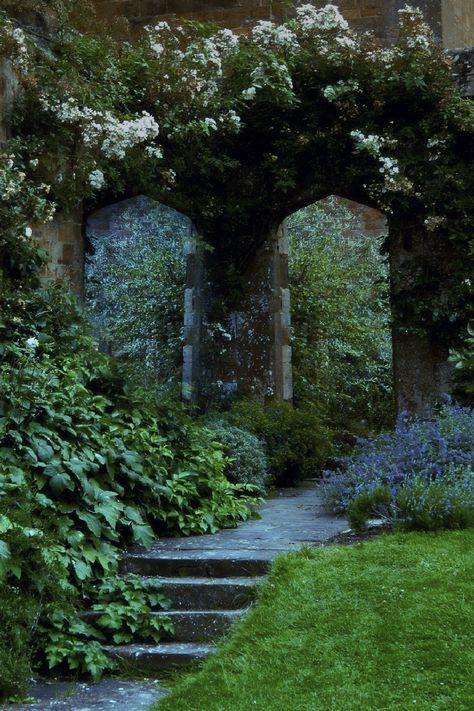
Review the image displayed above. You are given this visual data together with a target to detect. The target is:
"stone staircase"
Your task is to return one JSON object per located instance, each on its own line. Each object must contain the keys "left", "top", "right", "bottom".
{"left": 102, "top": 550, "right": 271, "bottom": 672}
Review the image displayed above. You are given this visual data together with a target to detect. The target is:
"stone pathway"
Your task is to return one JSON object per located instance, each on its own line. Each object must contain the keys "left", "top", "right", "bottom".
{"left": 2, "top": 680, "right": 167, "bottom": 711}
{"left": 127, "top": 480, "right": 347, "bottom": 559}
{"left": 5, "top": 482, "right": 346, "bottom": 711}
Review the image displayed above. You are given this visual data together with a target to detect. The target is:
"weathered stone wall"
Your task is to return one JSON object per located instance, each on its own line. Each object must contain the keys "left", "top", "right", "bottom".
{"left": 0, "top": 59, "right": 17, "bottom": 144}
{"left": 90, "top": 0, "right": 473, "bottom": 44}
{"left": 91, "top": 0, "right": 390, "bottom": 38}
{"left": 33, "top": 210, "right": 85, "bottom": 297}
{"left": 442, "top": 0, "right": 474, "bottom": 48}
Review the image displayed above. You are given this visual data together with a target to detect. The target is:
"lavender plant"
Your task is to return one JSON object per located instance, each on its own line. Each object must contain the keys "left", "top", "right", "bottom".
{"left": 322, "top": 401, "right": 474, "bottom": 531}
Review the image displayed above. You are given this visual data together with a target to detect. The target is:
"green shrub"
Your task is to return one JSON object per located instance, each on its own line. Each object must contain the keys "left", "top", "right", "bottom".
{"left": 0, "top": 588, "right": 37, "bottom": 701}
{"left": 347, "top": 487, "right": 391, "bottom": 533}
{"left": 396, "top": 466, "right": 474, "bottom": 532}
{"left": 225, "top": 400, "right": 333, "bottom": 486}
{"left": 0, "top": 283, "right": 255, "bottom": 695}
{"left": 288, "top": 199, "right": 394, "bottom": 439}
{"left": 450, "top": 322, "right": 474, "bottom": 398}
{"left": 206, "top": 421, "right": 270, "bottom": 494}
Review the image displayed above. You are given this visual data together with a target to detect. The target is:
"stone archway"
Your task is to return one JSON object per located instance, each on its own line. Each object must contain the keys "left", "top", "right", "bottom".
{"left": 84, "top": 195, "right": 197, "bottom": 391}
{"left": 8, "top": 5, "right": 471, "bottom": 417}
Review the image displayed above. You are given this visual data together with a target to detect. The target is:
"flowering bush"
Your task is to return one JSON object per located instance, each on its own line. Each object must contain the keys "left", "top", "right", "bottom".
{"left": 322, "top": 402, "right": 474, "bottom": 531}
{"left": 0, "top": 3, "right": 473, "bottom": 342}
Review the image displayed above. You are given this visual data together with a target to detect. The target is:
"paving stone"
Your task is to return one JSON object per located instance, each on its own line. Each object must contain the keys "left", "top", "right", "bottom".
{"left": 156, "top": 576, "right": 259, "bottom": 609}
{"left": 6, "top": 482, "right": 346, "bottom": 711}
{"left": 105, "top": 642, "right": 216, "bottom": 672}
{"left": 2, "top": 679, "right": 168, "bottom": 711}
{"left": 122, "top": 482, "right": 347, "bottom": 561}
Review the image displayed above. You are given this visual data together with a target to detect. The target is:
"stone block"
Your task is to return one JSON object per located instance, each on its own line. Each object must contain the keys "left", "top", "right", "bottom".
{"left": 140, "top": 0, "right": 169, "bottom": 16}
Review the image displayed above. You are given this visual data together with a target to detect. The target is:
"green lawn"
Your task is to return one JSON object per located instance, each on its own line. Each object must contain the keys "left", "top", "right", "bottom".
{"left": 154, "top": 531, "right": 474, "bottom": 711}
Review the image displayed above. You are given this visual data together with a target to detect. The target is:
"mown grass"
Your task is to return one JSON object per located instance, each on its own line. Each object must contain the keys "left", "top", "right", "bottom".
{"left": 154, "top": 531, "right": 474, "bottom": 711}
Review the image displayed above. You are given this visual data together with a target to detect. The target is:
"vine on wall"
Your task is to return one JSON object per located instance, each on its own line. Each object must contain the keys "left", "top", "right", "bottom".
{"left": 0, "top": 3, "right": 473, "bottom": 338}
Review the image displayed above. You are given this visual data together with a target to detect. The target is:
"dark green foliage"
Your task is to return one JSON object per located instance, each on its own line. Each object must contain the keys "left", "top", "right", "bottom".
{"left": 347, "top": 487, "right": 391, "bottom": 532}
{"left": 225, "top": 400, "right": 333, "bottom": 486}
{"left": 0, "top": 588, "right": 36, "bottom": 701}
{"left": 450, "top": 322, "right": 474, "bottom": 398}
{"left": 396, "top": 468, "right": 474, "bottom": 532}
{"left": 0, "top": 283, "right": 254, "bottom": 696}
{"left": 40, "top": 576, "right": 173, "bottom": 679}
{"left": 206, "top": 421, "right": 270, "bottom": 494}
{"left": 288, "top": 199, "right": 394, "bottom": 439}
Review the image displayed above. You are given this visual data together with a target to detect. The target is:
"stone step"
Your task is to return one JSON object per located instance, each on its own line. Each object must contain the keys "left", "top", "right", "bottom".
{"left": 105, "top": 642, "right": 215, "bottom": 672}
{"left": 82, "top": 609, "right": 247, "bottom": 642}
{"left": 120, "top": 551, "right": 271, "bottom": 578}
{"left": 158, "top": 609, "right": 247, "bottom": 642}
{"left": 157, "top": 576, "right": 260, "bottom": 610}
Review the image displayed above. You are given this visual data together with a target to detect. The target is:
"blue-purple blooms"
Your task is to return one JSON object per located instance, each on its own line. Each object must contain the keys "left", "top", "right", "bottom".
{"left": 322, "top": 402, "right": 474, "bottom": 530}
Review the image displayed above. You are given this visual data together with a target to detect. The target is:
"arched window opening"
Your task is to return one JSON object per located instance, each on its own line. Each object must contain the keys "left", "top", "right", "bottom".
{"left": 287, "top": 196, "right": 394, "bottom": 435}
{"left": 85, "top": 195, "right": 192, "bottom": 391}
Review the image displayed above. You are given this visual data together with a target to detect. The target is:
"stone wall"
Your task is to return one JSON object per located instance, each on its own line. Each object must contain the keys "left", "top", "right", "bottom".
{"left": 442, "top": 0, "right": 474, "bottom": 48}
{"left": 0, "top": 59, "right": 17, "bottom": 144}
{"left": 90, "top": 0, "right": 473, "bottom": 44}
{"left": 33, "top": 210, "right": 85, "bottom": 297}
{"left": 90, "top": 0, "right": 390, "bottom": 38}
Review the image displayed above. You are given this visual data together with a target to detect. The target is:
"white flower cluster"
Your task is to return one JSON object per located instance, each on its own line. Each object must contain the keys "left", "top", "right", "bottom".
{"left": 242, "top": 86, "right": 257, "bottom": 100}
{"left": 250, "top": 57, "right": 293, "bottom": 94}
{"left": 148, "top": 27, "right": 239, "bottom": 108}
{"left": 199, "top": 109, "right": 241, "bottom": 136}
{"left": 295, "top": 4, "right": 349, "bottom": 33}
{"left": 424, "top": 215, "right": 446, "bottom": 232}
{"left": 89, "top": 169, "right": 105, "bottom": 190}
{"left": 427, "top": 137, "right": 446, "bottom": 162}
{"left": 366, "top": 48, "right": 396, "bottom": 67}
{"left": 398, "top": 5, "right": 424, "bottom": 21}
{"left": 39, "top": 97, "right": 160, "bottom": 160}
{"left": 26, "top": 336, "right": 39, "bottom": 350}
{"left": 0, "top": 20, "right": 30, "bottom": 73}
{"left": 351, "top": 130, "right": 405, "bottom": 193}
{"left": 405, "top": 34, "right": 430, "bottom": 50}
{"left": 398, "top": 4, "right": 431, "bottom": 50}
{"left": 379, "top": 156, "right": 399, "bottom": 177}
{"left": 100, "top": 112, "right": 159, "bottom": 159}
{"left": 252, "top": 21, "right": 299, "bottom": 52}
{"left": 350, "top": 130, "right": 385, "bottom": 157}
{"left": 323, "top": 80, "right": 360, "bottom": 102}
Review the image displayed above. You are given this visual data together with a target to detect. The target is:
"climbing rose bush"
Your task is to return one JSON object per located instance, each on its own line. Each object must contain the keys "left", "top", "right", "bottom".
{"left": 322, "top": 402, "right": 474, "bottom": 531}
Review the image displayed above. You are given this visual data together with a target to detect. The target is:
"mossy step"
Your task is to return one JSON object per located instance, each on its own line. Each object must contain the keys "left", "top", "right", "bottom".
{"left": 83, "top": 609, "right": 248, "bottom": 642}
{"left": 156, "top": 576, "right": 260, "bottom": 610}
{"left": 156, "top": 609, "right": 247, "bottom": 642}
{"left": 105, "top": 642, "right": 216, "bottom": 672}
{"left": 120, "top": 550, "right": 271, "bottom": 578}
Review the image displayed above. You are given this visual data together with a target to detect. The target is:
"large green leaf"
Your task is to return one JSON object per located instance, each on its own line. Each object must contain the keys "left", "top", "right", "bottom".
{"left": 77, "top": 511, "right": 102, "bottom": 537}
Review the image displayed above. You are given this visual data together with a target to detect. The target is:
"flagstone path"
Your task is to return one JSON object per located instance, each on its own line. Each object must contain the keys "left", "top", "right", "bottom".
{"left": 5, "top": 482, "right": 347, "bottom": 711}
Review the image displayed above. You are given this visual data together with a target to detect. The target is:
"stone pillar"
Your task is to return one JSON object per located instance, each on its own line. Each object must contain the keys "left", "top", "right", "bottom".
{"left": 182, "top": 227, "right": 204, "bottom": 401}
{"left": 35, "top": 208, "right": 85, "bottom": 298}
{"left": 0, "top": 58, "right": 18, "bottom": 143}
{"left": 184, "top": 223, "right": 292, "bottom": 405}
{"left": 389, "top": 224, "right": 455, "bottom": 416}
